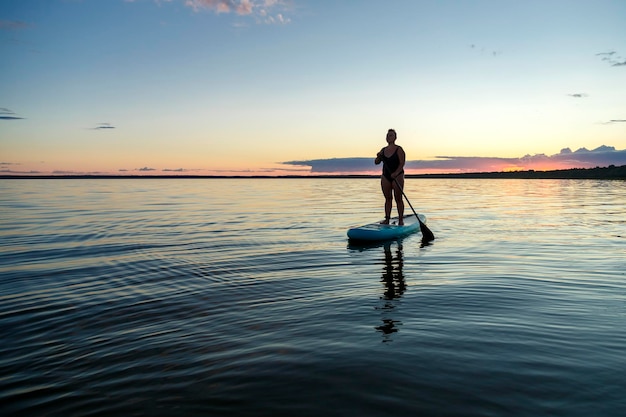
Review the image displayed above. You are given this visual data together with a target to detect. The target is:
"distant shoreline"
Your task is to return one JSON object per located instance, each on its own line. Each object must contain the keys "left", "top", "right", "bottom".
{"left": 2, "top": 164, "right": 625, "bottom": 180}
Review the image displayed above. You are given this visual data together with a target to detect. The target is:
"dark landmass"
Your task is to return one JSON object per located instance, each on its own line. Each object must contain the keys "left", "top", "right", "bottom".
{"left": 409, "top": 164, "right": 626, "bottom": 180}
{"left": 1, "top": 164, "right": 625, "bottom": 180}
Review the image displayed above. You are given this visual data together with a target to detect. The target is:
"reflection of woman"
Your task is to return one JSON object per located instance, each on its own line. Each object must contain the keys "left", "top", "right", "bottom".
{"left": 376, "top": 242, "right": 405, "bottom": 340}
{"left": 381, "top": 242, "right": 405, "bottom": 301}
{"left": 375, "top": 129, "right": 406, "bottom": 225}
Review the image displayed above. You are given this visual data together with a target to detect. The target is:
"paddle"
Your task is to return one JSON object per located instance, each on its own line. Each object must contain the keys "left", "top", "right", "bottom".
{"left": 379, "top": 154, "right": 435, "bottom": 241}
{"left": 394, "top": 178, "right": 435, "bottom": 242}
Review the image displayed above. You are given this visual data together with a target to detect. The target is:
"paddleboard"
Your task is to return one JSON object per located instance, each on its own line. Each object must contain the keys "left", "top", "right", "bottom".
{"left": 347, "top": 214, "right": 426, "bottom": 241}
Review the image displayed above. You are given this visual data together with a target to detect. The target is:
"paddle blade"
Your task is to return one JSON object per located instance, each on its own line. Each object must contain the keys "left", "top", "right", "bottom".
{"left": 394, "top": 178, "right": 435, "bottom": 241}
{"left": 418, "top": 217, "right": 435, "bottom": 241}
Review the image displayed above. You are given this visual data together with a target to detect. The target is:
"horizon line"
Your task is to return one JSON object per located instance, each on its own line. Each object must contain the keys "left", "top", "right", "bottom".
{"left": 2, "top": 164, "right": 625, "bottom": 180}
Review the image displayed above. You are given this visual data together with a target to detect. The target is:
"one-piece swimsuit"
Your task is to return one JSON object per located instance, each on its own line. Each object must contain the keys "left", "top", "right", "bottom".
{"left": 380, "top": 147, "right": 403, "bottom": 182}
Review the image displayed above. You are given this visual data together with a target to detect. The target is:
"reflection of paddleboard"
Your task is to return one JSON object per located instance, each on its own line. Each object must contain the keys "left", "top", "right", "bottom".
{"left": 347, "top": 214, "right": 425, "bottom": 242}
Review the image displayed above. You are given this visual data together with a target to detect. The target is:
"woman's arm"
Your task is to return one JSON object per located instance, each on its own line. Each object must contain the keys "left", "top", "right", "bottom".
{"left": 375, "top": 149, "right": 383, "bottom": 165}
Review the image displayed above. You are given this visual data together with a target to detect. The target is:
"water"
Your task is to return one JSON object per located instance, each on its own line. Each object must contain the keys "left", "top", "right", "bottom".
{"left": 1, "top": 178, "right": 625, "bottom": 416}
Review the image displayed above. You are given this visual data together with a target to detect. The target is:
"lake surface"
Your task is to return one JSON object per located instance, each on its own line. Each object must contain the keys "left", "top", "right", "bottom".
{"left": 1, "top": 178, "right": 625, "bottom": 416}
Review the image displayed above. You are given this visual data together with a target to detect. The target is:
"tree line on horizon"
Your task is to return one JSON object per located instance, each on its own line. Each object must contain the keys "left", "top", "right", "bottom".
{"left": 409, "top": 164, "right": 626, "bottom": 180}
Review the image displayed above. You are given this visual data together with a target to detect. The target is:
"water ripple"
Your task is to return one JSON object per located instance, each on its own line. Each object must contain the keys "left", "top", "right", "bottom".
{"left": 1, "top": 178, "right": 625, "bottom": 416}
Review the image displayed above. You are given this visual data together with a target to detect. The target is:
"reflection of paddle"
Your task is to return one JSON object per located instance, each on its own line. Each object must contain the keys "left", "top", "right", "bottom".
{"left": 394, "top": 178, "right": 435, "bottom": 242}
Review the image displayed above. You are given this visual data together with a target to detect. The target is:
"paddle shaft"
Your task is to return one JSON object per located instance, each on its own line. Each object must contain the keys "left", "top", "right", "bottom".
{"left": 393, "top": 177, "right": 435, "bottom": 241}
{"left": 393, "top": 178, "right": 418, "bottom": 218}
{"left": 380, "top": 157, "right": 435, "bottom": 240}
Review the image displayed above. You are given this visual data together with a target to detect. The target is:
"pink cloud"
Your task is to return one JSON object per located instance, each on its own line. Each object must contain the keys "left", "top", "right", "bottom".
{"left": 283, "top": 146, "right": 626, "bottom": 175}
{"left": 181, "top": 0, "right": 291, "bottom": 23}
{"left": 184, "top": 0, "right": 254, "bottom": 15}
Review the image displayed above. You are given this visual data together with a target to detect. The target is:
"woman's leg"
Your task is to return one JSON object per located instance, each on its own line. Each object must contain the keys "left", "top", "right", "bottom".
{"left": 392, "top": 176, "right": 405, "bottom": 225}
{"left": 380, "top": 176, "right": 393, "bottom": 223}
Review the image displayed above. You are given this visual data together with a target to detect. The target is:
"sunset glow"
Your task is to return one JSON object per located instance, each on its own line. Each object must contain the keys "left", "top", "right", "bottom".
{"left": 1, "top": 1, "right": 625, "bottom": 176}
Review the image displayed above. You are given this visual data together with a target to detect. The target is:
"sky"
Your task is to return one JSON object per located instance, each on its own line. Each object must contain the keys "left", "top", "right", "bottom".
{"left": 1, "top": 0, "right": 625, "bottom": 176}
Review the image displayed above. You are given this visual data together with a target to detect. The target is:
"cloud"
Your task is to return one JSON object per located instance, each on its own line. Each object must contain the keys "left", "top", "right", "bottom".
{"left": 184, "top": 0, "right": 248, "bottom": 14}
{"left": 1, "top": 169, "right": 42, "bottom": 174}
{"left": 92, "top": 122, "right": 116, "bottom": 130}
{"left": 52, "top": 170, "right": 109, "bottom": 175}
{"left": 0, "top": 108, "right": 24, "bottom": 120}
{"left": 181, "top": 0, "right": 291, "bottom": 24}
{"left": 596, "top": 51, "right": 626, "bottom": 67}
{"left": 0, "top": 20, "right": 30, "bottom": 30}
{"left": 285, "top": 158, "right": 374, "bottom": 173}
{"left": 469, "top": 43, "right": 503, "bottom": 58}
{"left": 282, "top": 146, "right": 626, "bottom": 174}
{"left": 600, "top": 119, "right": 626, "bottom": 125}
{"left": 116, "top": 167, "right": 205, "bottom": 174}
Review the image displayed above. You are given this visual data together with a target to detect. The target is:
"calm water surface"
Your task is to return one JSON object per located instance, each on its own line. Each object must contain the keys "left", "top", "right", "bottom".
{"left": 1, "top": 178, "right": 625, "bottom": 416}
